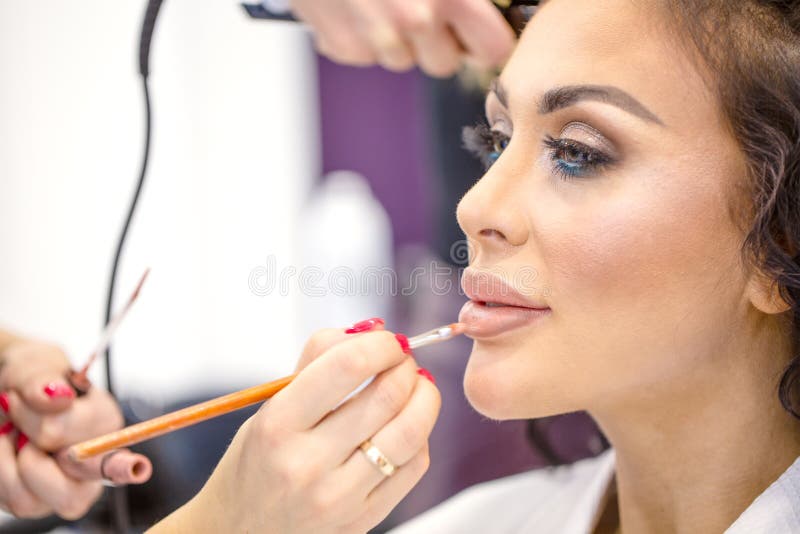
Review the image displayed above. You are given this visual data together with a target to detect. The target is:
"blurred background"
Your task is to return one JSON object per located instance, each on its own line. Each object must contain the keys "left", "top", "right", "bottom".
{"left": 0, "top": 1, "right": 605, "bottom": 531}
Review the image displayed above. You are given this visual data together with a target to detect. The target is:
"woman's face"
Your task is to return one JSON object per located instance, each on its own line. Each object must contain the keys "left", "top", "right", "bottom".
{"left": 456, "top": 0, "right": 754, "bottom": 420}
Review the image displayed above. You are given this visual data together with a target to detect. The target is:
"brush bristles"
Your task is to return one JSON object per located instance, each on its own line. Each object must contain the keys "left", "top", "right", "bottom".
{"left": 447, "top": 323, "right": 467, "bottom": 337}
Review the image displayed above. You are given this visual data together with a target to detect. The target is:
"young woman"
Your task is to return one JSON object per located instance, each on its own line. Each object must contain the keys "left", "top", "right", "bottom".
{"left": 152, "top": 1, "right": 800, "bottom": 532}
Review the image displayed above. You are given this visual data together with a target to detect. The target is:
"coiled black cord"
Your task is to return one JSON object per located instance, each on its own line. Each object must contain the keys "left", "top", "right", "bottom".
{"left": 104, "top": 1, "right": 163, "bottom": 530}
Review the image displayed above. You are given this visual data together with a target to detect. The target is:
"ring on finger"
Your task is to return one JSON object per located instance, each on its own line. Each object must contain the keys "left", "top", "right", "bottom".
{"left": 358, "top": 439, "right": 396, "bottom": 477}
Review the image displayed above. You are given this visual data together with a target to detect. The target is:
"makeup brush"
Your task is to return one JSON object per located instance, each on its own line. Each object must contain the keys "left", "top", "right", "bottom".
{"left": 67, "top": 268, "right": 150, "bottom": 394}
{"left": 67, "top": 322, "right": 466, "bottom": 461}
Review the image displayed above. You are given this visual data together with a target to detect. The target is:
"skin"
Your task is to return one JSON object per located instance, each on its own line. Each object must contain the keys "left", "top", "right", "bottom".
{"left": 289, "top": 0, "right": 515, "bottom": 77}
{"left": 0, "top": 332, "right": 126, "bottom": 519}
{"left": 456, "top": 1, "right": 800, "bottom": 532}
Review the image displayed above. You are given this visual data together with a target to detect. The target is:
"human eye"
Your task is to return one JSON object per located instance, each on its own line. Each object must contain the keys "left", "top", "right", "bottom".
{"left": 543, "top": 123, "right": 616, "bottom": 181}
{"left": 462, "top": 121, "right": 511, "bottom": 170}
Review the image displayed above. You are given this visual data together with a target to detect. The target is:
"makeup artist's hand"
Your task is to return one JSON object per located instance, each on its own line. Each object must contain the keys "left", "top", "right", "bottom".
{"left": 0, "top": 338, "right": 124, "bottom": 519}
{"left": 291, "top": 0, "right": 516, "bottom": 77}
{"left": 155, "top": 321, "right": 440, "bottom": 533}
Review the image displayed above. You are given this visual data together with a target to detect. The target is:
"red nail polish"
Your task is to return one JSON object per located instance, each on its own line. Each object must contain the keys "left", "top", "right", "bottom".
{"left": 44, "top": 382, "right": 75, "bottom": 399}
{"left": 0, "top": 393, "right": 9, "bottom": 414}
{"left": 16, "top": 433, "right": 28, "bottom": 451}
{"left": 0, "top": 422, "right": 13, "bottom": 436}
{"left": 395, "top": 333, "right": 412, "bottom": 354}
{"left": 417, "top": 368, "right": 436, "bottom": 384}
{"left": 345, "top": 317, "right": 385, "bottom": 334}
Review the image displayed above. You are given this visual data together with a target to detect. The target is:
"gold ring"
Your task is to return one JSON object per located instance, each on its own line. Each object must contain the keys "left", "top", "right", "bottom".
{"left": 359, "top": 440, "right": 396, "bottom": 477}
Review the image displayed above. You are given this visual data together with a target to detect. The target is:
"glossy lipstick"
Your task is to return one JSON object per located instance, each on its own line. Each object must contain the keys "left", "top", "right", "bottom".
{"left": 459, "top": 269, "right": 551, "bottom": 339}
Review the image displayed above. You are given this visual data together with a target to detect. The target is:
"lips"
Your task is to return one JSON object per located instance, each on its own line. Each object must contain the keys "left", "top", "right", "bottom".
{"left": 459, "top": 269, "right": 551, "bottom": 339}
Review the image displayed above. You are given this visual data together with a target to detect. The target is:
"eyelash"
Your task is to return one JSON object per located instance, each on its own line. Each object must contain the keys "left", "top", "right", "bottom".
{"left": 462, "top": 122, "right": 613, "bottom": 180}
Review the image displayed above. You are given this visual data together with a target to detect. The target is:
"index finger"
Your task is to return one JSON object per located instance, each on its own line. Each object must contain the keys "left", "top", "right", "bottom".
{"left": 267, "top": 330, "right": 411, "bottom": 431}
{"left": 15, "top": 378, "right": 75, "bottom": 415}
{"left": 1, "top": 351, "right": 74, "bottom": 415}
{"left": 449, "top": 0, "right": 516, "bottom": 67}
{"left": 296, "top": 318, "right": 386, "bottom": 371}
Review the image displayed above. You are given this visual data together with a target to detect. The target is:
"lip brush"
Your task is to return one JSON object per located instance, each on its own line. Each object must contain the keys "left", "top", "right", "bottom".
{"left": 68, "top": 322, "right": 466, "bottom": 461}
{"left": 68, "top": 268, "right": 150, "bottom": 394}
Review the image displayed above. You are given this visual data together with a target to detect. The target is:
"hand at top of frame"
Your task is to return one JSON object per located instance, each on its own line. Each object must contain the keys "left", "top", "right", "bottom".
{"left": 291, "top": 0, "right": 517, "bottom": 77}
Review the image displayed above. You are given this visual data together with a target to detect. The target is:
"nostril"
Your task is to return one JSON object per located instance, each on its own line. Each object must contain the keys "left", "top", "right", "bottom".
{"left": 480, "top": 229, "right": 507, "bottom": 240}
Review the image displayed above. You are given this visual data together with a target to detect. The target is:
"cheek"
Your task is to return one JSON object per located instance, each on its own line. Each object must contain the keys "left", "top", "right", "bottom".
{"left": 542, "top": 159, "right": 743, "bottom": 306}
{"left": 544, "top": 209, "right": 685, "bottom": 304}
{"left": 535, "top": 168, "right": 748, "bottom": 384}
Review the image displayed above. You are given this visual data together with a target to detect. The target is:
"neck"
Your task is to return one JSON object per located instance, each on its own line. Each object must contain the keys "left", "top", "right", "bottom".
{"left": 591, "top": 312, "right": 800, "bottom": 534}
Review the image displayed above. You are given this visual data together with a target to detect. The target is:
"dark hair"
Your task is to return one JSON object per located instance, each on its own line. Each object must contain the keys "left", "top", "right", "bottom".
{"left": 663, "top": 0, "right": 800, "bottom": 419}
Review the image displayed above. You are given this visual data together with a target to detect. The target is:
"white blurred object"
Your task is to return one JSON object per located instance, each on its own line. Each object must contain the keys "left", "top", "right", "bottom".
{"left": 297, "top": 171, "right": 394, "bottom": 341}
{"left": 0, "top": 0, "right": 319, "bottom": 403}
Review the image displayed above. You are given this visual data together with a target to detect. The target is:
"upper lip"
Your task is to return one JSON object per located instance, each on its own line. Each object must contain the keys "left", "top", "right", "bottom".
{"left": 461, "top": 268, "right": 550, "bottom": 310}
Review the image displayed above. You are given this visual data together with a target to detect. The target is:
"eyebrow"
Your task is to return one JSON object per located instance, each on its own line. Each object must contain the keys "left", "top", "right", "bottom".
{"left": 489, "top": 80, "right": 664, "bottom": 126}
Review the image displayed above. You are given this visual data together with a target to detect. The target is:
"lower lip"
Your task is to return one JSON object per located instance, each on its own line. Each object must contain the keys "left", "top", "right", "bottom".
{"left": 459, "top": 301, "right": 551, "bottom": 339}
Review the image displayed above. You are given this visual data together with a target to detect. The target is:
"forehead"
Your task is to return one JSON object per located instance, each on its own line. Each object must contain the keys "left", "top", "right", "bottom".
{"left": 502, "top": 0, "right": 719, "bottom": 129}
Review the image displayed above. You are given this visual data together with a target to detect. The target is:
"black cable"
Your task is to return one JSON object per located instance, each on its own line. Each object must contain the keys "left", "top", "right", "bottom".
{"left": 103, "top": 2, "right": 163, "bottom": 531}
{"left": 104, "top": 77, "right": 151, "bottom": 398}
{"left": 138, "top": 0, "right": 165, "bottom": 79}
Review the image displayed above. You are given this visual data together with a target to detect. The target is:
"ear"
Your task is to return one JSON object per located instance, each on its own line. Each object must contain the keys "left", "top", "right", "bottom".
{"left": 746, "top": 271, "right": 792, "bottom": 314}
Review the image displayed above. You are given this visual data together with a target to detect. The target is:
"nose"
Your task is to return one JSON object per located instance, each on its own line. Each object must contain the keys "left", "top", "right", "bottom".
{"left": 456, "top": 166, "right": 529, "bottom": 256}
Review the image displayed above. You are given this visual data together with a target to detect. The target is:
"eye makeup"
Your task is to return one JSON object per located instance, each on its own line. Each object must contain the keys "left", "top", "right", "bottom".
{"left": 543, "top": 121, "right": 617, "bottom": 180}
{"left": 462, "top": 122, "right": 510, "bottom": 169}
{"left": 462, "top": 119, "right": 617, "bottom": 180}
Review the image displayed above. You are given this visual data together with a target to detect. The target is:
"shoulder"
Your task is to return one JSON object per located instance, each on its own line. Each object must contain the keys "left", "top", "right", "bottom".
{"left": 390, "top": 449, "right": 616, "bottom": 534}
{"left": 726, "top": 455, "right": 800, "bottom": 533}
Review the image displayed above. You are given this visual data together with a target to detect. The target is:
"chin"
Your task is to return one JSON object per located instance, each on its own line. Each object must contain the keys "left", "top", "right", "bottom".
{"left": 463, "top": 341, "right": 583, "bottom": 421}
{"left": 462, "top": 344, "right": 533, "bottom": 420}
{"left": 463, "top": 373, "right": 517, "bottom": 420}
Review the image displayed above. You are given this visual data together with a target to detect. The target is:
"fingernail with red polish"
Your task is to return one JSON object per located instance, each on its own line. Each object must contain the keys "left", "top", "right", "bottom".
{"left": 44, "top": 382, "right": 75, "bottom": 399}
{"left": 16, "top": 433, "right": 28, "bottom": 451}
{"left": 0, "top": 393, "right": 9, "bottom": 414}
{"left": 417, "top": 368, "right": 436, "bottom": 384}
{"left": 345, "top": 317, "right": 385, "bottom": 334}
{"left": 395, "top": 333, "right": 412, "bottom": 354}
{"left": 0, "top": 422, "right": 14, "bottom": 436}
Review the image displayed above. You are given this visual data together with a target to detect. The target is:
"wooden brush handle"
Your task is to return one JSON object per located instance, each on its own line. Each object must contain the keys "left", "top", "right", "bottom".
{"left": 68, "top": 374, "right": 296, "bottom": 461}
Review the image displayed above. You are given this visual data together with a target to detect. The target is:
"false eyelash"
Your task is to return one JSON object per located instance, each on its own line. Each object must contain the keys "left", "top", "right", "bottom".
{"left": 462, "top": 122, "right": 508, "bottom": 170}
{"left": 542, "top": 135, "right": 613, "bottom": 180}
